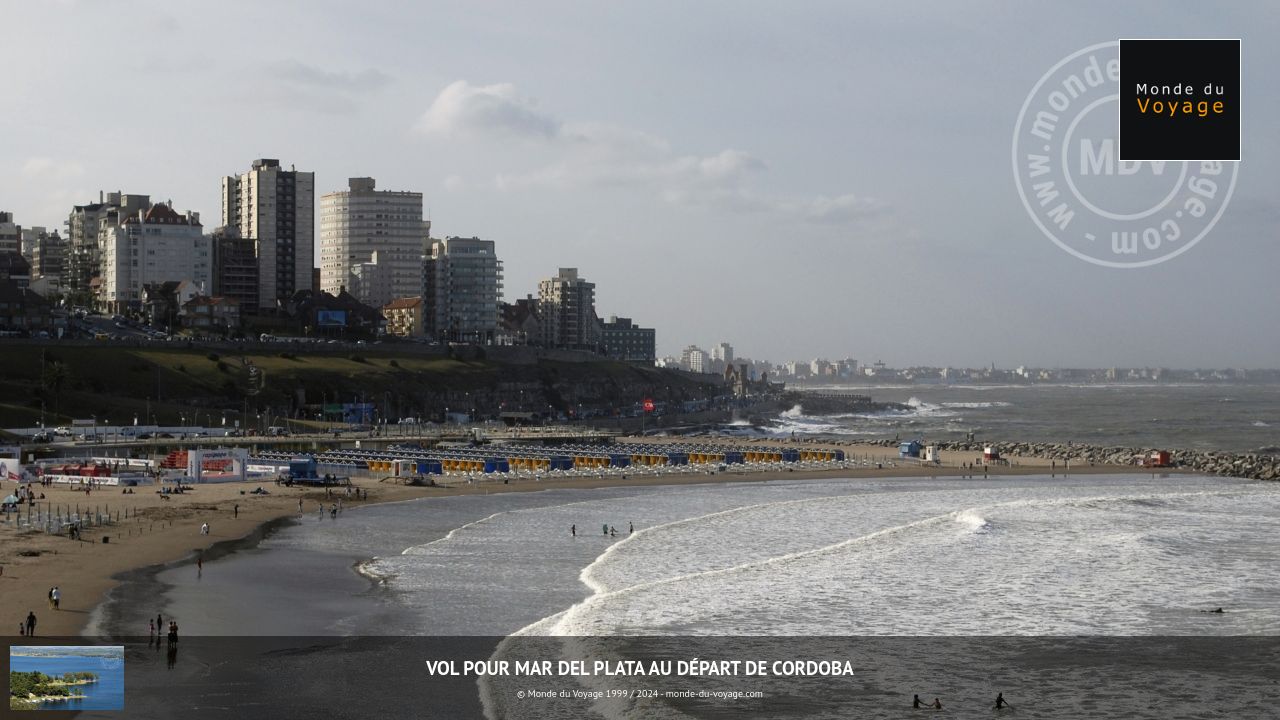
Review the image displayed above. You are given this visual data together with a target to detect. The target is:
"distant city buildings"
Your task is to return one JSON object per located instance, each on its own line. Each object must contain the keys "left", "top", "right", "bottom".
{"left": 4, "top": 157, "right": 656, "bottom": 353}
{"left": 99, "top": 203, "right": 211, "bottom": 314}
{"left": 422, "top": 236, "right": 502, "bottom": 343}
{"left": 221, "top": 159, "right": 314, "bottom": 312}
{"left": 538, "top": 268, "right": 598, "bottom": 350}
{"left": 710, "top": 342, "right": 734, "bottom": 364}
{"left": 320, "top": 177, "right": 426, "bottom": 309}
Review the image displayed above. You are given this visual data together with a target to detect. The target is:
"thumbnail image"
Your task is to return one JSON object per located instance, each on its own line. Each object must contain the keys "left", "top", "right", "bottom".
{"left": 9, "top": 645, "right": 124, "bottom": 711}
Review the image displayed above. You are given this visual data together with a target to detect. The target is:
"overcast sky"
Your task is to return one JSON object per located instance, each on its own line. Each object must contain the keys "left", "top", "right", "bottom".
{"left": 3, "top": 1, "right": 1277, "bottom": 367}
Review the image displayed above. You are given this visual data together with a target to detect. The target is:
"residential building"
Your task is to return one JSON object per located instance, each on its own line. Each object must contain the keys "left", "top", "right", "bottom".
{"left": 210, "top": 226, "right": 260, "bottom": 312}
{"left": 382, "top": 296, "right": 425, "bottom": 338}
{"left": 499, "top": 296, "right": 542, "bottom": 346}
{"left": 23, "top": 227, "right": 65, "bottom": 284}
{"left": 182, "top": 296, "right": 241, "bottom": 331}
{"left": 600, "top": 316, "right": 656, "bottom": 363}
{"left": 319, "top": 177, "right": 426, "bottom": 309}
{"left": 0, "top": 252, "right": 32, "bottom": 289}
{"left": 286, "top": 288, "right": 384, "bottom": 338}
{"left": 680, "top": 344, "right": 710, "bottom": 373}
{"left": 423, "top": 236, "right": 503, "bottom": 343}
{"left": 66, "top": 192, "right": 152, "bottom": 296}
{"left": 221, "top": 159, "right": 314, "bottom": 312}
{"left": 0, "top": 212, "right": 20, "bottom": 254}
{"left": 711, "top": 342, "right": 734, "bottom": 364}
{"left": 99, "top": 203, "right": 211, "bottom": 313}
{"left": 537, "top": 267, "right": 598, "bottom": 350}
{"left": 0, "top": 280, "right": 50, "bottom": 330}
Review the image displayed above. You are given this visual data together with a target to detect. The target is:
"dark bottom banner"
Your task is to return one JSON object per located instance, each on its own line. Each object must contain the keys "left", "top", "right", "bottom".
{"left": 5, "top": 636, "right": 1278, "bottom": 719}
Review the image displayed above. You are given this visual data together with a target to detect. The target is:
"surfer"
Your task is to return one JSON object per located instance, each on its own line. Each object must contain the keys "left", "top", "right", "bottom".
{"left": 1201, "top": 607, "right": 1224, "bottom": 613}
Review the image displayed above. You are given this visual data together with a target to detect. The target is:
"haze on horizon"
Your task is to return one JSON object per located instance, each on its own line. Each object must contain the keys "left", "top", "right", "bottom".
{"left": 2, "top": 1, "right": 1277, "bottom": 369}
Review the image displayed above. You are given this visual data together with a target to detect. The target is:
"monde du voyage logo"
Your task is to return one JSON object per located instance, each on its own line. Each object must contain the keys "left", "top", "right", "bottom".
{"left": 1012, "top": 40, "right": 1240, "bottom": 268}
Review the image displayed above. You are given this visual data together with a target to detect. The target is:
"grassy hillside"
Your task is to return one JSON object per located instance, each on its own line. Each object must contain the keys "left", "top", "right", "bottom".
{"left": 0, "top": 343, "right": 717, "bottom": 428}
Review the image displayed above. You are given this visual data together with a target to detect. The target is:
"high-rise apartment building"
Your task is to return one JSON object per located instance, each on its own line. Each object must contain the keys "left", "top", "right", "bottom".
{"left": 319, "top": 177, "right": 426, "bottom": 309}
{"left": 537, "top": 267, "right": 598, "bottom": 350}
{"left": 423, "top": 236, "right": 503, "bottom": 343}
{"left": 66, "top": 192, "right": 152, "bottom": 296}
{"left": 99, "top": 203, "right": 211, "bottom": 313}
{"left": 221, "top": 159, "right": 314, "bottom": 312}
{"left": 210, "top": 226, "right": 260, "bottom": 311}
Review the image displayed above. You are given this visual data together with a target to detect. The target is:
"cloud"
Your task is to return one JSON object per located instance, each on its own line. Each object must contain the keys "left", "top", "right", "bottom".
{"left": 273, "top": 60, "right": 392, "bottom": 93}
{"left": 421, "top": 79, "right": 889, "bottom": 227}
{"left": 227, "top": 60, "right": 393, "bottom": 116}
{"left": 417, "top": 80, "right": 560, "bottom": 139}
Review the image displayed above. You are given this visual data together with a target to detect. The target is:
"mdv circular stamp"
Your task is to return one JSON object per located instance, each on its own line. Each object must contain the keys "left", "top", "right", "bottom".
{"left": 1012, "top": 41, "right": 1237, "bottom": 268}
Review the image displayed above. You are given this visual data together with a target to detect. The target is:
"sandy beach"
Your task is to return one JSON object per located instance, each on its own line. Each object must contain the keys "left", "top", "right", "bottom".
{"left": 0, "top": 437, "right": 1170, "bottom": 637}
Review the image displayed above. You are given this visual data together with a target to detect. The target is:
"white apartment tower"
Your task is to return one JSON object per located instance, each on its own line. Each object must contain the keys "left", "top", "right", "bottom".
{"left": 221, "top": 159, "right": 314, "bottom": 311}
{"left": 319, "top": 177, "right": 427, "bottom": 309}
{"left": 99, "top": 203, "right": 211, "bottom": 313}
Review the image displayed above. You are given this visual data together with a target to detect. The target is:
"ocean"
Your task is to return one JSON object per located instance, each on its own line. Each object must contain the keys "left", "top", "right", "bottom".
{"left": 9, "top": 651, "right": 125, "bottom": 711}
{"left": 97, "top": 472, "right": 1280, "bottom": 718}
{"left": 104, "top": 472, "right": 1280, "bottom": 637}
{"left": 756, "top": 383, "right": 1280, "bottom": 452}
{"left": 91, "top": 385, "right": 1280, "bottom": 717}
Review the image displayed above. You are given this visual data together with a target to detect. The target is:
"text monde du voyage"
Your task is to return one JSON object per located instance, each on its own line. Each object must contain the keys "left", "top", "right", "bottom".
{"left": 1134, "top": 83, "right": 1228, "bottom": 118}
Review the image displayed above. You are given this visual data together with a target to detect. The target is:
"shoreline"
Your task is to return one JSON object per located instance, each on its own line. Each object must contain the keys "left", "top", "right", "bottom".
{"left": 2, "top": 438, "right": 1197, "bottom": 638}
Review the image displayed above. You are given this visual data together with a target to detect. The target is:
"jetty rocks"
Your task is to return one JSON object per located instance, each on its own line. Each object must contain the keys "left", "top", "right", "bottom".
{"left": 866, "top": 439, "right": 1280, "bottom": 482}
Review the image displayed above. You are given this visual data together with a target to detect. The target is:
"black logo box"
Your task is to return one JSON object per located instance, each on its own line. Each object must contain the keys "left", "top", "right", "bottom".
{"left": 1119, "top": 38, "right": 1241, "bottom": 161}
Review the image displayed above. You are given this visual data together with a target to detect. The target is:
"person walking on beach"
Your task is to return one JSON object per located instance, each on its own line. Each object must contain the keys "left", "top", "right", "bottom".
{"left": 25, "top": 611, "right": 36, "bottom": 637}
{"left": 200, "top": 522, "right": 209, "bottom": 535}
{"left": 51, "top": 586, "right": 60, "bottom": 610}
{"left": 149, "top": 618, "right": 155, "bottom": 637}
{"left": 47, "top": 587, "right": 54, "bottom": 609}
{"left": 197, "top": 556, "right": 203, "bottom": 573}
{"left": 298, "top": 499, "right": 303, "bottom": 514}
{"left": 234, "top": 504, "right": 239, "bottom": 518}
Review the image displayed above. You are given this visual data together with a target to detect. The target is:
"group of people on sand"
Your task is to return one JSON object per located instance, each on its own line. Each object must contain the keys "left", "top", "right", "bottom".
{"left": 149, "top": 614, "right": 179, "bottom": 644}
{"left": 913, "top": 692, "right": 1011, "bottom": 711}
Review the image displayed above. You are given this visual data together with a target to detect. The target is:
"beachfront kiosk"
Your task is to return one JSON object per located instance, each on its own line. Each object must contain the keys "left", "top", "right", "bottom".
{"left": 899, "top": 440, "right": 923, "bottom": 459}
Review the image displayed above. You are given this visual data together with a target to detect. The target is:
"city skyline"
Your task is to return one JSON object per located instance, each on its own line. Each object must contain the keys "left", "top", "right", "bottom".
{"left": 3, "top": 1, "right": 1278, "bottom": 366}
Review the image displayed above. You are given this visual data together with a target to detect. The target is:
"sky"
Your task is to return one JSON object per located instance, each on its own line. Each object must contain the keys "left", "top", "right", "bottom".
{"left": 2, "top": 1, "right": 1277, "bottom": 368}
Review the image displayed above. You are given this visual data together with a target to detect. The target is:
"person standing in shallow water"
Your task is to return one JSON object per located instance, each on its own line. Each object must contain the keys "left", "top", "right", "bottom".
{"left": 571, "top": 524, "right": 576, "bottom": 538}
